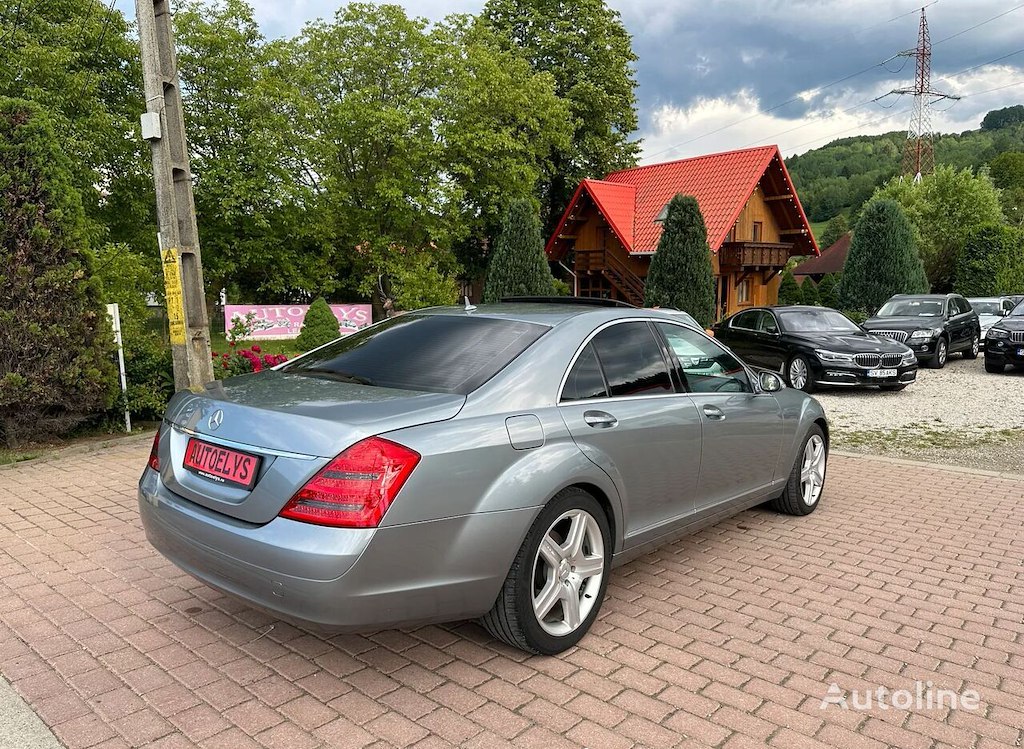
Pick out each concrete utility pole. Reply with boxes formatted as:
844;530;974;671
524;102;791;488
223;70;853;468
137;0;214;390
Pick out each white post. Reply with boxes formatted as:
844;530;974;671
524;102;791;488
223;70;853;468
106;304;132;434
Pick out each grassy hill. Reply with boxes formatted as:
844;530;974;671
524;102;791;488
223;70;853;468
785;106;1024;225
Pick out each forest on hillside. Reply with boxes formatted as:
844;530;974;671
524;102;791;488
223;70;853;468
785;105;1024;223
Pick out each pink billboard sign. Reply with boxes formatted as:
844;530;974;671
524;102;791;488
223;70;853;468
224;304;372;340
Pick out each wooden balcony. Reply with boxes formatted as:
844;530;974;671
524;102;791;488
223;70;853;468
719;241;793;270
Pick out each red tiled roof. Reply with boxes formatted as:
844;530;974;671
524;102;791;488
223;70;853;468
545;144;818;258
604;145;777;253
793;232;851;276
580;179;636;250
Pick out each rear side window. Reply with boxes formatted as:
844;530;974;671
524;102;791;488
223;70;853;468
731;310;759;330
282;315;548;395
589;322;673;397
561;344;608;401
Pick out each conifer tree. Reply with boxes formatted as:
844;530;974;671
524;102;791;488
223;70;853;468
483;199;555;303
839;198;929;314
0;98;117;446
643;195;715;327
777;271;802;305
296;297;341;351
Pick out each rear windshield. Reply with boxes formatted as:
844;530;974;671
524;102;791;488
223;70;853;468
969;300;1001;315
876;298;943;317
281;314;549;394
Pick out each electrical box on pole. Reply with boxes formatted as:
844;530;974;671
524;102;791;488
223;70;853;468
137;0;214;390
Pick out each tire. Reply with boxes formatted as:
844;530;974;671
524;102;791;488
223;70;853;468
786;355;816;393
768;425;827;516
927;337;948;369
963;333;980;360
985;359;1005;374
481;487;611;655
880;383;907;391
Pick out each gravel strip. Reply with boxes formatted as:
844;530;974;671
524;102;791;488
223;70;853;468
812;355;1024;474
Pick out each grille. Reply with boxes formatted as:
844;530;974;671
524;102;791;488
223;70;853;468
872;330;909;343
853;352;904;368
1011;331;1024;344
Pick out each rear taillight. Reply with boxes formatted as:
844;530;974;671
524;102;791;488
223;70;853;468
148;429;161;471
279;437;420;528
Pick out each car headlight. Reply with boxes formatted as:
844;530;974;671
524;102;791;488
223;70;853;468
901;350;917;365
988;328;1009;340
815;349;854;363
909;328;939;339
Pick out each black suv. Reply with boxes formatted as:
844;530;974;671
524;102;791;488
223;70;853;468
861;294;980;369
984;298;1024;373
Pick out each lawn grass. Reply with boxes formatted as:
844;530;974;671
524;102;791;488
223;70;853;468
210;333;302;359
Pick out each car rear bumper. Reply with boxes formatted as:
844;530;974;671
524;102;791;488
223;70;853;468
138;468;536;631
814;364;918;388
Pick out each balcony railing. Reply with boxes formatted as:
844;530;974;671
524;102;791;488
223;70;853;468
719;242;793;269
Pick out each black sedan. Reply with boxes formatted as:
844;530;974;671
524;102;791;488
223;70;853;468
984;299;1024;373
713;306;918;393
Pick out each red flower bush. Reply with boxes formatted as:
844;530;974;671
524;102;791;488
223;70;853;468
213;346;287;379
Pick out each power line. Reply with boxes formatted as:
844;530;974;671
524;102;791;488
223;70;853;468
932;3;1024;45
776;79;1024;155
643;2;1024;163
738;47;1024;151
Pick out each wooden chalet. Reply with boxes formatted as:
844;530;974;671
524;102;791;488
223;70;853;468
545;145;818;320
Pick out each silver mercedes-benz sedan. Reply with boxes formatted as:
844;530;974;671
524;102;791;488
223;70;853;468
139;301;829;654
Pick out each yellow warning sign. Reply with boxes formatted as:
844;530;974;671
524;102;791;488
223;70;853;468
161;248;187;346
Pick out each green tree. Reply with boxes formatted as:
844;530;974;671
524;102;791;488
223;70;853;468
481;0;641;236
436;18;571;280
643;195;715;327
873;165;1004;290
800;279;821;306
818;214;849;249
981;105;1024;131
818;273;841;309
0;0;152;257
0;98;118;446
483;199;556;302
839;198;928;314
94;244;172;420
777;271;802;305
295;298;341;351
175;0;320;302
990;151;1024;225
955;224;1024;297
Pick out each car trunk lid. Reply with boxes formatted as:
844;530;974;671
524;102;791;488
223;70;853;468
158;371;465;524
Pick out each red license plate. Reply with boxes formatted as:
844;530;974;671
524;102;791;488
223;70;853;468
183;438;260;489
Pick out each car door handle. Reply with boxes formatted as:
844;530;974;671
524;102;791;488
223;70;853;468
703;405;725;421
583;410;618;429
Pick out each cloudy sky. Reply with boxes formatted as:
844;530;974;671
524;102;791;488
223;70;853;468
121;0;1024;162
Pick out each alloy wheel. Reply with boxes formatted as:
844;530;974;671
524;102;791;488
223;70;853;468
800;434;826;506
788;358;808;390
971;336;980;357
937;339;947;365
532;509;605;636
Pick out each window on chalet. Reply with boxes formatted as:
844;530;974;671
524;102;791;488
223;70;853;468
737;278;752;305
752;222;763;242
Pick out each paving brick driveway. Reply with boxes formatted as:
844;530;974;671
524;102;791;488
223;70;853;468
1;438;1022;749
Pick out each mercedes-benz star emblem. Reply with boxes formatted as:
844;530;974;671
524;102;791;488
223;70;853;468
208;409;224;431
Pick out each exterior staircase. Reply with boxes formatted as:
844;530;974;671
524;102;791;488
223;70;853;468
575;249;645;307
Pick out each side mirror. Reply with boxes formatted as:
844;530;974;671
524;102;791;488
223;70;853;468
759;371;784;393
